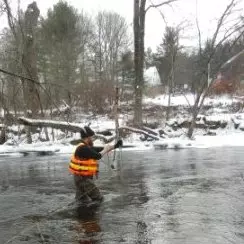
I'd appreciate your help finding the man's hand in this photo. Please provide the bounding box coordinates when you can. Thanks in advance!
[114,139,123,149]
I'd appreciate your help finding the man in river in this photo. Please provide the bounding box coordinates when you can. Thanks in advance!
[69,126,122,205]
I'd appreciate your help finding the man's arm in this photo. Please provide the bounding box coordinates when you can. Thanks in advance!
[92,147,104,153]
[74,145,115,160]
[75,140,122,160]
[75,146,103,160]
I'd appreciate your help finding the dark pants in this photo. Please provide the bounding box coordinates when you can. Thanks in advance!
[73,175,103,203]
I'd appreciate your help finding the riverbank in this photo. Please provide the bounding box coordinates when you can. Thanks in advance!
[1,93,244,155]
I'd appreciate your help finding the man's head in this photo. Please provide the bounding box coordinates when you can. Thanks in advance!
[80,126,95,146]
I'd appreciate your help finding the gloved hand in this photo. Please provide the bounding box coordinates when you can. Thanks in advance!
[114,139,123,149]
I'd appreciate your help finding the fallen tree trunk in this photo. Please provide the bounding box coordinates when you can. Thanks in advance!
[119,126,160,140]
[18,117,82,132]
[18,117,160,142]
[18,117,116,143]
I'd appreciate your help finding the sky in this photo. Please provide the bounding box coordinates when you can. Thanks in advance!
[3,0,244,51]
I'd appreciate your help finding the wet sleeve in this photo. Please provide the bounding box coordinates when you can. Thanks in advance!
[74,146,102,160]
[92,147,104,153]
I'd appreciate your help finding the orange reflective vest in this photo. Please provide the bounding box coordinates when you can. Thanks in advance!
[69,143,98,177]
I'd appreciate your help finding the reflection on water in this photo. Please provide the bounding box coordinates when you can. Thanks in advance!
[136,221,149,244]
[0,149,244,243]
[75,206,101,244]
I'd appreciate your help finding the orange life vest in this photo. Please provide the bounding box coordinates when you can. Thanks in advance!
[69,143,98,177]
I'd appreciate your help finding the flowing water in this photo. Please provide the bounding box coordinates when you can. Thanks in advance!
[0,148,244,243]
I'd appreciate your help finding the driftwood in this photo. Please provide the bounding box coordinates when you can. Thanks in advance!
[18,117,82,132]
[119,126,160,140]
[141,126,158,136]
[18,117,116,143]
[18,117,161,142]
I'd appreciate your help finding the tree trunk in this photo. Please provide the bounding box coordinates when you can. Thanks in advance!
[113,86,120,170]
[22,2,40,116]
[0,83,7,144]
[166,51,175,121]
[133,0,146,127]
[187,111,198,139]
[114,86,119,139]
[166,89,171,121]
[21,78,32,144]
[187,93,201,138]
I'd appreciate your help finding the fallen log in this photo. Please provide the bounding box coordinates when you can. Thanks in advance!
[18,117,116,143]
[18,117,82,132]
[119,126,160,140]
[141,126,158,136]
[18,117,160,142]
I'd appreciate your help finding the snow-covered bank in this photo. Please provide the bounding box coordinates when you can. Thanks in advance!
[0,141,154,157]
[1,94,244,156]
[2,130,244,157]
[155,132,244,149]
[143,93,241,107]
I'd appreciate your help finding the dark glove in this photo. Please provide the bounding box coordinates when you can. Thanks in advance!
[114,139,123,149]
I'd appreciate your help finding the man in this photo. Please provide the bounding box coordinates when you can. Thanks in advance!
[69,126,122,205]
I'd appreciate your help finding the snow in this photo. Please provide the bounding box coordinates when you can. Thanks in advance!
[1,94,244,156]
[0,142,73,157]
[2,130,244,157]
[144,93,239,107]
[154,132,244,149]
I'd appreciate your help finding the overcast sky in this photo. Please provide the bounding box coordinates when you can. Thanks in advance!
[6,0,244,51]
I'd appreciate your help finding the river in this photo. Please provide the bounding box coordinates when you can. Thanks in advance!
[0,148,244,243]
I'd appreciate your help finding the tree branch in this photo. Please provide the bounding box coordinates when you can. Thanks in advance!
[145,0,178,13]
[18,117,82,132]
[211,0,236,47]
[3,0,17,40]
[119,126,160,140]
[195,0,202,55]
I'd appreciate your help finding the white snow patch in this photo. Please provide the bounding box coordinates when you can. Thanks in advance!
[144,94,240,107]
[154,131,244,149]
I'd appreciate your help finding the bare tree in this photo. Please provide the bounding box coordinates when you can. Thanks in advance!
[22,1,40,116]
[187,0,244,138]
[155,26,181,120]
[77,12,94,111]
[133,0,177,126]
[2,0,40,143]
[133,0,146,126]
[89,11,130,112]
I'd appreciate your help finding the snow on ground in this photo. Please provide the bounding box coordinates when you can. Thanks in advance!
[1,94,244,156]
[154,131,244,150]
[143,93,240,107]
[3,129,244,157]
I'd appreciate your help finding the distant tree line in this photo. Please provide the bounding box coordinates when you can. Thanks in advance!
[0,0,243,142]
[0,0,133,117]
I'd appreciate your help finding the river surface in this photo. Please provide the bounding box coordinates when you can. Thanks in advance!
[0,148,244,244]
